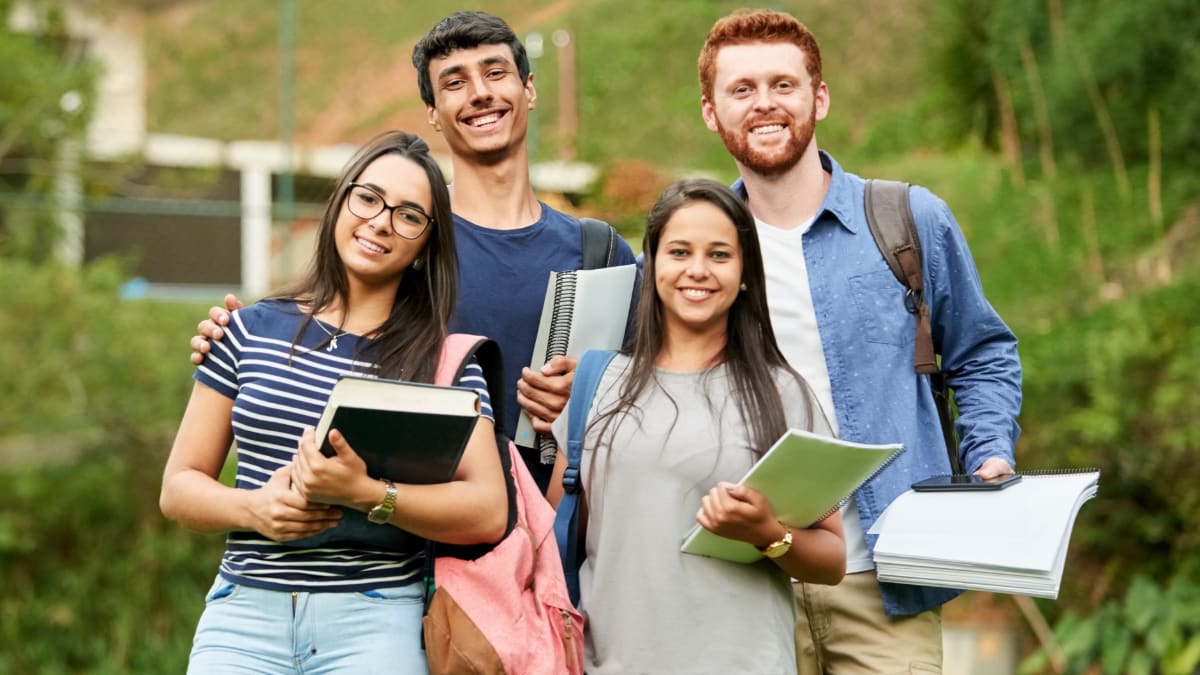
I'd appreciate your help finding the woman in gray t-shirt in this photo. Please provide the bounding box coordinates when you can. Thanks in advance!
[551,179,846,674]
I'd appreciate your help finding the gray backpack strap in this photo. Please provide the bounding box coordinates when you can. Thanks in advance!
[864,179,937,375]
[579,217,618,270]
[865,179,962,474]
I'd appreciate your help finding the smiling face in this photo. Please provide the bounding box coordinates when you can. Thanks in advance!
[425,43,535,163]
[654,200,744,340]
[336,153,433,288]
[701,41,828,177]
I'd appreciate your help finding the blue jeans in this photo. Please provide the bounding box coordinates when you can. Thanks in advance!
[188,576,429,674]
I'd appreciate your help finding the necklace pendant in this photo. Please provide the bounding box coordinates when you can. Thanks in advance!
[328,335,338,352]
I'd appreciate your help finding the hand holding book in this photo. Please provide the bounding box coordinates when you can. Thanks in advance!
[291,426,379,510]
[680,429,902,563]
[695,481,783,549]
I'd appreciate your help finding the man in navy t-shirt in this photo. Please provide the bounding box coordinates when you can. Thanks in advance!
[411,12,636,490]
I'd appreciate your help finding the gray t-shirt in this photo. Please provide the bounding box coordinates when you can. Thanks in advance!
[552,354,831,675]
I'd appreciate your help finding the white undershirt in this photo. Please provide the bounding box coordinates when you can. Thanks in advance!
[756,216,874,574]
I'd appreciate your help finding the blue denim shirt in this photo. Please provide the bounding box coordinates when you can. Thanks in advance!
[734,152,1023,616]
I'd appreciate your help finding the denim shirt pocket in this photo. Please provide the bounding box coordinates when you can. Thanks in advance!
[848,269,914,347]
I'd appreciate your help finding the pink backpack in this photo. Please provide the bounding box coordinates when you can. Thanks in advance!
[423,334,585,675]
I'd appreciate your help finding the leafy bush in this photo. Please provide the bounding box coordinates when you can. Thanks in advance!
[1018,279,1200,589]
[0,257,222,672]
[924,0,1200,175]
[1020,576,1200,675]
[0,458,223,674]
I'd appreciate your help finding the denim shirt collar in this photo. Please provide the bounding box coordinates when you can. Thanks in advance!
[730,150,861,235]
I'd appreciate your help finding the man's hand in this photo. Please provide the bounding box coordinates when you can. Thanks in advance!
[974,456,1016,480]
[189,294,243,365]
[516,355,578,433]
[247,464,342,542]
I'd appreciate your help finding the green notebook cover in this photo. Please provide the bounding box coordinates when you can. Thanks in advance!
[680,428,902,563]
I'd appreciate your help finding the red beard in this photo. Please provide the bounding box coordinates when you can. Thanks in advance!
[716,108,815,176]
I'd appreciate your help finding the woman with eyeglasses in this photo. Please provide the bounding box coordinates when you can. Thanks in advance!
[160,130,507,674]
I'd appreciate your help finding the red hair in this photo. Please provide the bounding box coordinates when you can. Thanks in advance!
[698,9,823,101]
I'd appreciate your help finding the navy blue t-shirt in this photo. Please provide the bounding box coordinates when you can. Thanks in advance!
[448,203,636,444]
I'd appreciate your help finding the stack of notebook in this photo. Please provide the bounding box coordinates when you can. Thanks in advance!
[869,470,1100,598]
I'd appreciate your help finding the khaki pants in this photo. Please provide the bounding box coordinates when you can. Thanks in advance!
[794,572,942,675]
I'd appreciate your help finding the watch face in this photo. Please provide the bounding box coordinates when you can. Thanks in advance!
[367,507,388,524]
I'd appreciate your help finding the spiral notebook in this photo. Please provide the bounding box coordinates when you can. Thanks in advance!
[680,429,903,563]
[514,264,637,449]
[869,469,1100,598]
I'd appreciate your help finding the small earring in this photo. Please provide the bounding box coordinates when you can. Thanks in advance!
[412,257,424,271]
[740,282,748,291]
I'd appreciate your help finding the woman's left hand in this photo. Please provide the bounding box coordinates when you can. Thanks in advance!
[291,427,374,509]
[696,482,782,548]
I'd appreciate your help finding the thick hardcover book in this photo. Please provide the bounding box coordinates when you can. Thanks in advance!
[514,264,637,450]
[680,429,902,563]
[316,374,480,484]
[869,469,1100,598]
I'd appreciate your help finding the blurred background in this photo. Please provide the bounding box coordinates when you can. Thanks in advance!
[1,0,1197,672]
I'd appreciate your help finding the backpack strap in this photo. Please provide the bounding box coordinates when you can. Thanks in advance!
[436,334,507,430]
[579,217,618,270]
[431,333,518,551]
[864,179,937,375]
[553,348,617,607]
[864,180,962,474]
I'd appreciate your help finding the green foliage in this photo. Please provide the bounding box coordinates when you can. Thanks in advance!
[1020,576,1200,675]
[0,256,225,672]
[0,258,200,446]
[923,0,1200,172]
[0,0,98,261]
[0,0,95,160]
[0,458,222,674]
[1019,278,1200,586]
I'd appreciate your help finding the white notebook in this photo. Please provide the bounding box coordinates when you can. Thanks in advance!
[513,264,636,448]
[869,470,1100,598]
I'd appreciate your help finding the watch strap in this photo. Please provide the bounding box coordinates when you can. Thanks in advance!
[758,521,793,559]
[367,480,397,524]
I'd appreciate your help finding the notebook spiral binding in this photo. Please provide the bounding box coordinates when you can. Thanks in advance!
[1020,467,1101,476]
[544,271,578,361]
[812,441,906,526]
[536,271,579,463]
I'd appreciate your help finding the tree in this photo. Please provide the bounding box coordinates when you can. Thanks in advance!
[0,0,97,260]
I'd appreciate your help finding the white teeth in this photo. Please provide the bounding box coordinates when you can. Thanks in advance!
[469,113,501,127]
[753,124,785,134]
[357,237,386,253]
[682,289,712,299]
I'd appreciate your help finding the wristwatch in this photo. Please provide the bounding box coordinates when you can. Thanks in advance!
[367,480,397,524]
[758,522,793,559]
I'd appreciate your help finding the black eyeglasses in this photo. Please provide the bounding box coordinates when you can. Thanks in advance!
[345,183,434,239]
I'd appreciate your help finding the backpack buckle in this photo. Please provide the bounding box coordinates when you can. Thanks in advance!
[562,467,580,494]
[904,287,924,314]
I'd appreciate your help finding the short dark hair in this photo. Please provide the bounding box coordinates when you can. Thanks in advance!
[411,11,532,107]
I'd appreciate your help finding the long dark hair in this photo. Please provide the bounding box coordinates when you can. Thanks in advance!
[592,178,817,456]
[270,130,456,383]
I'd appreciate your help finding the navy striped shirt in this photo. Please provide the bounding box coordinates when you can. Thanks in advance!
[195,299,492,592]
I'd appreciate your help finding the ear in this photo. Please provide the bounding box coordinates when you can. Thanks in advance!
[525,73,537,110]
[426,105,442,132]
[701,96,720,133]
[813,81,830,123]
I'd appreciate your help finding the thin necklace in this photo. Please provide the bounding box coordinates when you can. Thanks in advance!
[314,318,348,352]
